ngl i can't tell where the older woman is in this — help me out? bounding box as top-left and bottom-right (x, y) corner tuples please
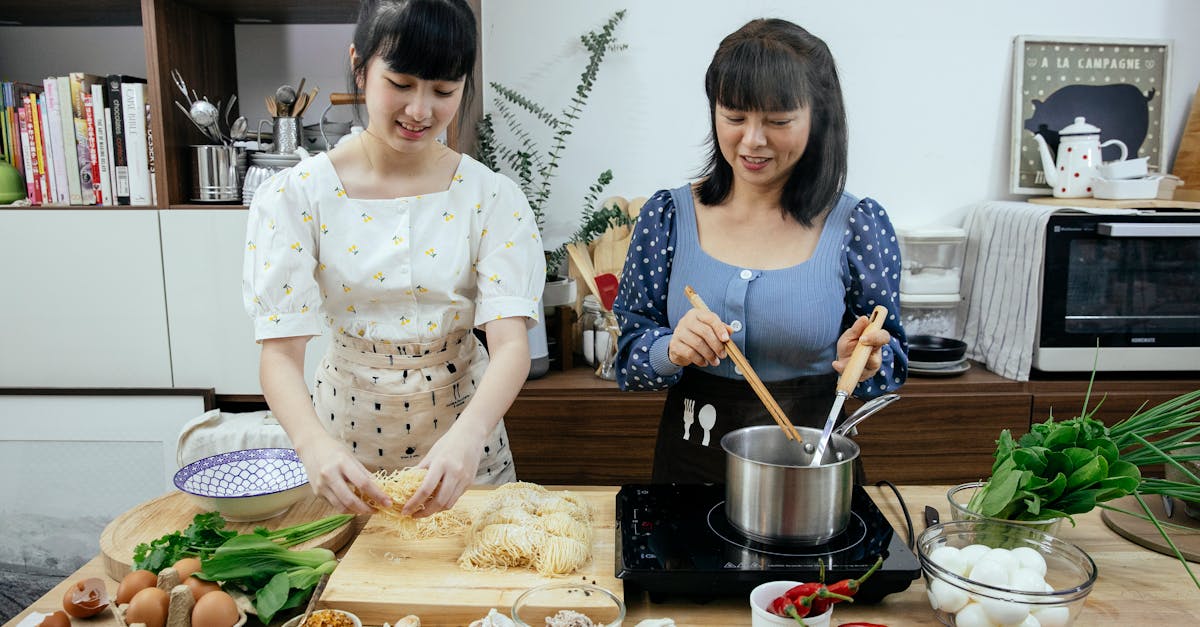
(613, 18), (907, 483)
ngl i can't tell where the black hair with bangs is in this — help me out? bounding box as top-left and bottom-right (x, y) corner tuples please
(350, 0), (477, 127)
(697, 19), (848, 227)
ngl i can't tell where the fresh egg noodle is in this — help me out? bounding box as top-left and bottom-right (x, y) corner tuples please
(458, 482), (594, 575)
(357, 468), (472, 539)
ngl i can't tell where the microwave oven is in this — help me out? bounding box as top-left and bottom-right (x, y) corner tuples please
(1033, 212), (1200, 372)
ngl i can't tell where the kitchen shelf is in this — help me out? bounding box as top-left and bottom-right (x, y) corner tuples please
(1028, 196), (1200, 210)
(0, 0), (142, 26)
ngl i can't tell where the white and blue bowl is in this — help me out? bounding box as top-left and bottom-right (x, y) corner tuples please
(174, 448), (309, 521)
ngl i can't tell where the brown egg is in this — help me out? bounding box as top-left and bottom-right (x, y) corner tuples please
(62, 577), (109, 617)
(37, 610), (71, 627)
(116, 570), (159, 605)
(191, 590), (239, 627)
(172, 557), (203, 580)
(125, 586), (169, 627)
(183, 576), (222, 602)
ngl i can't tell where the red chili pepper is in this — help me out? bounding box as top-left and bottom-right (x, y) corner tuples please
(784, 582), (822, 602)
(812, 556), (884, 615)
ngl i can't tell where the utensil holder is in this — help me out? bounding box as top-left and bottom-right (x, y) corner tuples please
(258, 116), (302, 155)
(190, 144), (241, 202)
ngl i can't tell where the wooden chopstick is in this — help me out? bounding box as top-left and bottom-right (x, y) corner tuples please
(684, 286), (802, 442)
(566, 242), (606, 309)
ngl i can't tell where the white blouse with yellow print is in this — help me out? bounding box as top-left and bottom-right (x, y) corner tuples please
(243, 151), (546, 343)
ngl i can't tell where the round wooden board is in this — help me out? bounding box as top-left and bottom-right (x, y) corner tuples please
(1100, 494), (1200, 562)
(99, 491), (357, 581)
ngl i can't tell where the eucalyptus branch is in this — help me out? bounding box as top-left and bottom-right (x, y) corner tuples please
(490, 82), (559, 129)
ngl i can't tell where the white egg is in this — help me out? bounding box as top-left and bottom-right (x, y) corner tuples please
(967, 558), (1011, 588)
(930, 579), (969, 613)
(960, 544), (992, 567)
(931, 546), (969, 576)
(1010, 567), (1048, 592)
(1043, 582), (1054, 593)
(1015, 614), (1043, 627)
(927, 586), (940, 611)
(1011, 546), (1048, 577)
(1031, 605), (1071, 627)
(980, 597), (1030, 625)
(954, 602), (998, 627)
(982, 547), (1019, 573)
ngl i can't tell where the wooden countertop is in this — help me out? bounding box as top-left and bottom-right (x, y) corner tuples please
(6, 486), (1199, 627)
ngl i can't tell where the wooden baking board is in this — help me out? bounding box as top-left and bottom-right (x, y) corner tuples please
(1028, 196), (1200, 209)
(1172, 84), (1200, 193)
(1100, 494), (1200, 562)
(319, 486), (620, 626)
(99, 491), (357, 581)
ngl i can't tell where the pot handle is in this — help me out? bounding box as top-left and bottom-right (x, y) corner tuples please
(834, 393), (901, 437)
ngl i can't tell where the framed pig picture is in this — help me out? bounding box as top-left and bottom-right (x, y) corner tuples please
(1010, 36), (1171, 194)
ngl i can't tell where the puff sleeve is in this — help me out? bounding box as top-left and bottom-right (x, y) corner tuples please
(613, 190), (681, 391)
(843, 197), (908, 398)
(472, 174), (546, 327)
(242, 168), (324, 341)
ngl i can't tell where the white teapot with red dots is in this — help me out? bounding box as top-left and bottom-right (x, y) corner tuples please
(1033, 116), (1128, 198)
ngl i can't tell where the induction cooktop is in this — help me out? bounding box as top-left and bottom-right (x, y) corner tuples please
(615, 484), (920, 602)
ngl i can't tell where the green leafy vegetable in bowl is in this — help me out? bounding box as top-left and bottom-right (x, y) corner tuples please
(970, 377), (1200, 590)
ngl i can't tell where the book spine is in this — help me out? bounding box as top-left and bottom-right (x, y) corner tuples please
(38, 97), (58, 204)
(91, 83), (115, 206)
(146, 102), (157, 205)
(83, 94), (102, 204)
(103, 107), (117, 206)
(122, 83), (151, 206)
(69, 73), (96, 204)
(57, 76), (81, 204)
(28, 95), (48, 205)
(18, 105), (39, 204)
(105, 75), (129, 204)
(43, 78), (71, 204)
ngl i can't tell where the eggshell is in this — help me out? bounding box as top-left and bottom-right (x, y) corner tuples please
(1011, 546), (1048, 577)
(117, 570), (159, 605)
(191, 591), (240, 627)
(172, 558), (202, 581)
(126, 586), (170, 627)
(62, 577), (110, 617)
(954, 602), (998, 627)
(979, 596), (1030, 625)
(37, 611), (71, 627)
(183, 576), (222, 602)
(1031, 605), (1071, 627)
(930, 578), (969, 613)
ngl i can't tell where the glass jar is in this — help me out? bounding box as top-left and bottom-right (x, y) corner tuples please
(594, 310), (619, 381)
(580, 295), (602, 366)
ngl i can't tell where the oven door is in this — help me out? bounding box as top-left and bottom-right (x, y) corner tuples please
(1035, 213), (1200, 372)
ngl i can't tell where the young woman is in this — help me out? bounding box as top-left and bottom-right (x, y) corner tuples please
(613, 18), (907, 483)
(244, 0), (544, 516)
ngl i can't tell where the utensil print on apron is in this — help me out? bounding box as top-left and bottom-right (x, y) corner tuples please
(682, 398), (695, 440)
(698, 403), (717, 446)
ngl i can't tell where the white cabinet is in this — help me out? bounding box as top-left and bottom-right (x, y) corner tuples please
(159, 210), (328, 394)
(0, 210), (172, 387)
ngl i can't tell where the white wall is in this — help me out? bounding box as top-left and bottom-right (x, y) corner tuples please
(481, 0), (1200, 238)
(0, 26), (147, 82)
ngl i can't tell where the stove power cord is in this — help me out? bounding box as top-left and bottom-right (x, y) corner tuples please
(874, 479), (914, 550)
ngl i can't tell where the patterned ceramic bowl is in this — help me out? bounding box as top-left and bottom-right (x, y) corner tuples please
(174, 448), (309, 521)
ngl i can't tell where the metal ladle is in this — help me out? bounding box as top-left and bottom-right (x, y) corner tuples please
(275, 85), (297, 117)
(803, 393), (901, 460)
(189, 100), (225, 144)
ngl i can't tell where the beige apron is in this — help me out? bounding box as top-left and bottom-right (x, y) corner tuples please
(313, 328), (516, 485)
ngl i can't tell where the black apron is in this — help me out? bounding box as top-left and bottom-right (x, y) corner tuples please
(652, 368), (863, 485)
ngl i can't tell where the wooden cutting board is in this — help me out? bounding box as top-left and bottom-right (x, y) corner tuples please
(1100, 494), (1200, 562)
(99, 491), (356, 581)
(319, 486), (620, 626)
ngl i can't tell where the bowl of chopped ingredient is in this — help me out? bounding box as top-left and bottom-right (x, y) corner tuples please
(174, 448), (309, 521)
(511, 582), (625, 627)
(280, 609), (361, 627)
(918, 520), (1096, 627)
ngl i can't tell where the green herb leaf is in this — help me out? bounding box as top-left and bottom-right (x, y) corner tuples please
(253, 571), (292, 624)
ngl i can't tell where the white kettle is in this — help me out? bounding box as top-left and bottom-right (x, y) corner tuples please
(1033, 116), (1128, 198)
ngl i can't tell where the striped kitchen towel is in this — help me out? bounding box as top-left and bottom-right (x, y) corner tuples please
(958, 201), (1060, 381)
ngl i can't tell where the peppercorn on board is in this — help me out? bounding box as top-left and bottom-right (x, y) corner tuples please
(319, 486), (621, 626)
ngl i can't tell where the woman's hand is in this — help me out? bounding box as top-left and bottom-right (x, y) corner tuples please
(294, 432), (392, 515)
(669, 308), (732, 368)
(832, 315), (892, 382)
(403, 420), (487, 518)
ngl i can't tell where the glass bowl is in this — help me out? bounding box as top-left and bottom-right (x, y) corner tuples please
(511, 582), (625, 627)
(947, 481), (1064, 535)
(917, 520), (1097, 627)
(173, 448), (309, 521)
